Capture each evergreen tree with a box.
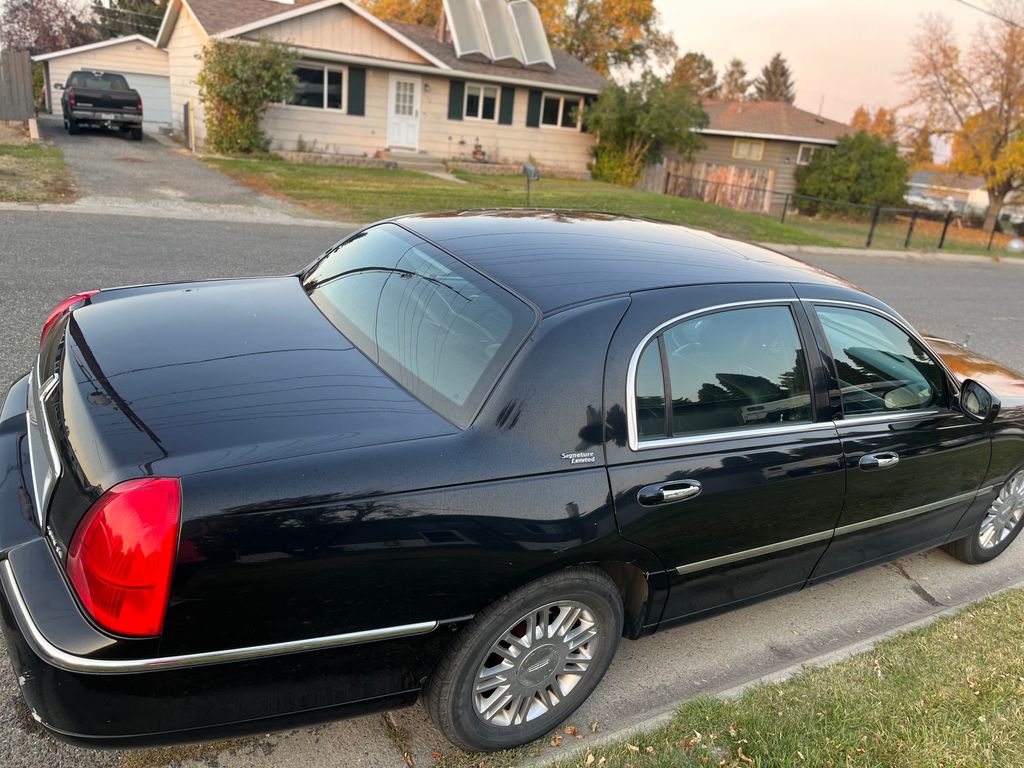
[752,52,796,103]
[721,58,750,101]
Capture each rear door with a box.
[799,293,991,580]
[604,284,846,624]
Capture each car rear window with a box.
[304,224,536,428]
[68,72,130,91]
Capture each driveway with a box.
[28,116,334,226]
[1,217,1023,768]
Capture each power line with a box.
[952,0,1024,29]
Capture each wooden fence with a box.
[638,157,777,214]
[0,50,34,121]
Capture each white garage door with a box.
[121,72,171,127]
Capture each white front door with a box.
[387,74,420,150]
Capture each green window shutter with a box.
[347,67,366,116]
[448,80,465,121]
[526,89,542,128]
[499,86,515,125]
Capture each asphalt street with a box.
[1,208,1024,768]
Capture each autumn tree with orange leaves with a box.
[905,1,1024,230]
[360,0,675,75]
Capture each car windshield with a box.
[68,72,130,91]
[303,224,536,428]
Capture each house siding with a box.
[167,2,208,145]
[46,41,169,114]
[248,6,429,65]
[689,134,804,196]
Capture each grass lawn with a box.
[205,157,839,247]
[0,123,72,204]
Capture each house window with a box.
[732,139,765,161]
[291,65,346,111]
[465,83,498,120]
[797,143,823,165]
[541,93,582,129]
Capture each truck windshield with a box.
[68,72,130,91]
[304,224,536,428]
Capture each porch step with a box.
[380,150,448,174]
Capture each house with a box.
[648,100,851,214]
[906,170,988,215]
[153,0,606,172]
[33,36,172,128]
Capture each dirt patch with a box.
[0,121,30,145]
[118,156,148,164]
[0,144,74,203]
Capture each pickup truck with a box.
[59,71,143,140]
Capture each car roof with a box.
[397,210,851,314]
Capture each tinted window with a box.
[634,306,812,441]
[816,306,945,416]
[305,224,535,428]
[68,72,129,90]
[292,66,324,107]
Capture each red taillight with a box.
[40,290,99,346]
[69,90,76,108]
[137,96,143,114]
[66,478,182,637]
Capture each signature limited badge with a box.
[561,451,596,465]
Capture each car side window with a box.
[815,306,946,416]
[633,305,813,442]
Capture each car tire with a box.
[130,127,143,141]
[67,118,79,135]
[945,470,1024,564]
[423,566,623,752]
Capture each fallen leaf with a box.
[645,745,656,755]
[585,753,595,766]
[798,750,805,761]
[403,753,415,768]
[564,725,579,738]
[549,734,563,747]
[598,758,606,767]
[590,721,600,733]
[737,746,754,764]
[626,743,640,753]
[430,751,442,761]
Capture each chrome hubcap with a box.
[979,472,1024,550]
[473,601,599,727]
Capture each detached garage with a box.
[34,36,171,129]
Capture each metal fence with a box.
[664,172,1021,254]
[0,50,34,121]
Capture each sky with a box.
[654,0,990,124]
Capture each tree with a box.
[584,71,707,186]
[721,58,750,101]
[0,0,98,54]
[869,106,897,142]
[905,126,935,169]
[850,105,871,131]
[92,0,168,38]
[361,0,676,75]
[752,52,795,103]
[795,131,909,214]
[905,4,1024,230]
[197,38,299,154]
[669,52,719,99]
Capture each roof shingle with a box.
[700,100,851,143]
[187,0,290,35]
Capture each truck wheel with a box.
[130,127,143,141]
[424,566,622,751]
[67,119,80,135]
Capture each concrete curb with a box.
[528,576,1024,767]
[765,243,1024,267]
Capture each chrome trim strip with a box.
[672,488,983,576]
[978,483,1001,496]
[834,411,941,428]
[635,421,835,451]
[625,298,802,452]
[675,529,833,575]
[0,560,438,675]
[833,489,979,536]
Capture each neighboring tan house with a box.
[154,0,606,172]
[33,36,172,128]
[647,100,852,214]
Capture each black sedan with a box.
[1,211,1022,752]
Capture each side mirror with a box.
[960,379,1001,423]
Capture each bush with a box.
[585,71,706,187]
[795,131,908,216]
[197,37,298,154]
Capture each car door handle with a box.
[638,480,703,506]
[859,452,900,471]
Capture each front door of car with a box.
[800,297,991,581]
[604,285,846,625]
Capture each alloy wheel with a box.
[978,472,1024,549]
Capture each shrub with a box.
[794,131,908,216]
[197,37,298,154]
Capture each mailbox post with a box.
[523,163,540,207]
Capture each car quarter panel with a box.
[160,297,667,654]
[602,283,847,623]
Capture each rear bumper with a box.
[68,110,141,126]
[0,377,453,747]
